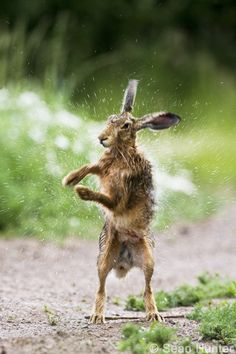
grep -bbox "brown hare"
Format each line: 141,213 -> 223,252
62,80 -> 181,324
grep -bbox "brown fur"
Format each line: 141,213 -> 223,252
62,80 -> 181,324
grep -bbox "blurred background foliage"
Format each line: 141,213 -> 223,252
0,0 -> 235,98
0,0 -> 235,239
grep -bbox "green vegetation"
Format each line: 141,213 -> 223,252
0,1 -> 235,92
112,297 -> 121,306
120,289 -> 236,353
125,273 -> 236,311
43,305 -> 60,326
0,88 -> 104,239
118,322 -> 207,354
1,79 -> 235,239
188,302 -> 236,346
118,322 -> 176,354
119,301 -> 236,353
0,2 -> 235,239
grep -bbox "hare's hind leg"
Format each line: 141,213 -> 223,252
90,232 -> 116,324
142,239 -> 164,322
90,257 -> 112,324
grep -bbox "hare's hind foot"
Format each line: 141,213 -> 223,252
89,313 -> 106,324
146,312 -> 164,322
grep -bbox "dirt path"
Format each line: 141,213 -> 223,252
0,203 -> 236,354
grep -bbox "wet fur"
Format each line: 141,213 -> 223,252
96,144 -> 155,278
62,80 -> 180,324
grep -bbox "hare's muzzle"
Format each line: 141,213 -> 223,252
99,137 -> 108,147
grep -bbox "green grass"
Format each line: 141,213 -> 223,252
125,273 -> 236,311
118,322 -> 176,354
0,88 -> 103,239
43,305 -> 60,326
188,302 -> 236,346
119,302 -> 236,353
118,322 -> 207,354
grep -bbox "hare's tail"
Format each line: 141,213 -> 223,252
114,242 -> 133,278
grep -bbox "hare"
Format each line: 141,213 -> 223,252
62,80 -> 181,324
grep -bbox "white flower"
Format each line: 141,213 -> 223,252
69,217 -> 80,227
28,127 -> 45,144
89,147 -> 101,163
72,140 -> 84,153
17,91 -> 51,124
88,122 -> 103,142
17,91 -> 42,108
0,88 -> 9,108
142,144 -> 197,197
54,135 -> 70,150
29,105 -> 51,124
46,162 -> 62,176
156,169 -> 197,196
55,110 -> 81,129
46,151 -> 62,176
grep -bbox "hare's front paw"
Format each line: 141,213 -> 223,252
62,173 -> 78,187
89,313 -> 105,324
146,312 -> 164,322
75,185 -> 93,200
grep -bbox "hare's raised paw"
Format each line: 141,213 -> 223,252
75,185 -> 93,200
89,314 -> 105,324
146,312 -> 164,322
62,173 -> 78,187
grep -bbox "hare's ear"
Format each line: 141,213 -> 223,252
136,112 -> 181,131
121,80 -> 138,113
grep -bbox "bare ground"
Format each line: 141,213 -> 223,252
0,203 -> 236,354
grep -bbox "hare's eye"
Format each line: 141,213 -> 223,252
121,123 -> 130,129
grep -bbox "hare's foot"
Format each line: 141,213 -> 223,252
146,311 -> 164,322
75,185 -> 93,200
89,313 -> 106,324
62,172 -> 79,187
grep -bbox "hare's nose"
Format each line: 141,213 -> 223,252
99,137 -> 108,145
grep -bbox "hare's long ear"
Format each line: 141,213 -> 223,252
136,112 -> 181,131
121,80 -> 138,113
